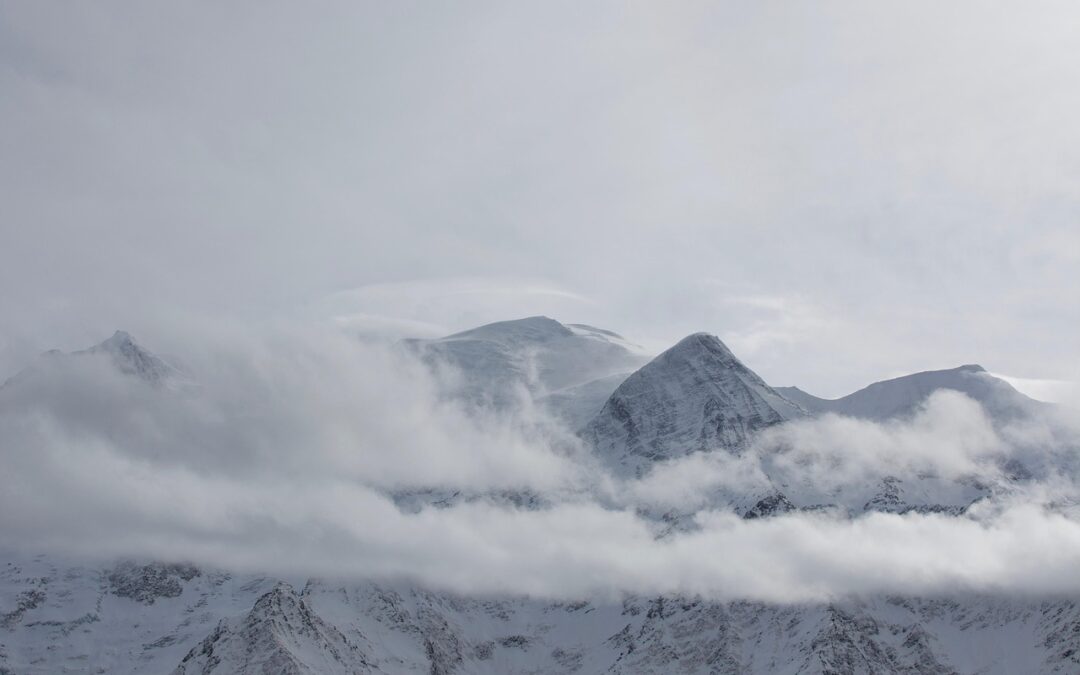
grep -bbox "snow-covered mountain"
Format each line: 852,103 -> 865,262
777,364 -> 1042,422
2,321 -> 1077,674
3,550 -> 1079,674
79,330 -> 181,384
583,333 -> 805,477
172,583 -> 376,675
404,316 -> 648,421
576,334 -> 1002,518
2,330 -> 181,391
0,553 -> 280,674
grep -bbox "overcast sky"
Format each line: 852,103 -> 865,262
2,1 -> 1078,398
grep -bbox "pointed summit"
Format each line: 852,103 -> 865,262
2,331 -> 181,389
173,583 -> 374,674
99,329 -> 136,349
80,330 -> 179,384
657,332 -> 739,365
85,329 -> 143,358
584,332 -> 804,476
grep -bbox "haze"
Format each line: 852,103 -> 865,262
2,1 -> 1078,399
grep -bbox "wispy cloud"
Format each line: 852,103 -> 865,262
311,277 -> 595,340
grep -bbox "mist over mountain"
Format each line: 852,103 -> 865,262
403,315 -> 648,414
777,364 -> 1045,422
5,2 -> 1080,671
2,317 -> 1079,674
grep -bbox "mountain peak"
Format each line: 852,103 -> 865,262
97,329 -> 137,351
406,316 -> 647,407
174,582 -> 373,674
646,333 -> 768,387
82,330 -> 178,384
584,332 -> 804,476
662,332 -> 737,360
3,331 -> 181,390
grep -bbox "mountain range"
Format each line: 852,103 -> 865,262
1,317 -> 1075,675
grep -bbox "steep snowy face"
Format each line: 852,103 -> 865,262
777,364 -> 1043,422
405,316 -> 648,414
584,333 -> 805,476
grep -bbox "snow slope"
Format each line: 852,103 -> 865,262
777,364 -> 1043,422
404,316 -> 647,415
0,553 -> 279,674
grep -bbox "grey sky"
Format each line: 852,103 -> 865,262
2,1 -> 1078,398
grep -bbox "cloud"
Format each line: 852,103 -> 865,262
616,390 -> 1052,515
761,390 -> 1006,484
2,326 -> 1080,603
993,373 -> 1080,406
0,326 -> 586,492
310,277 -> 595,341
7,446 -> 1080,603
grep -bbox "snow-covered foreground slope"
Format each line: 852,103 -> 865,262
3,549 -> 1079,674
0,553 -> 280,674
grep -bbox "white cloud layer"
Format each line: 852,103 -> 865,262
2,326 -> 1079,603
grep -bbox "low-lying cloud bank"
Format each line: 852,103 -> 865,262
2,325 -> 1079,602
